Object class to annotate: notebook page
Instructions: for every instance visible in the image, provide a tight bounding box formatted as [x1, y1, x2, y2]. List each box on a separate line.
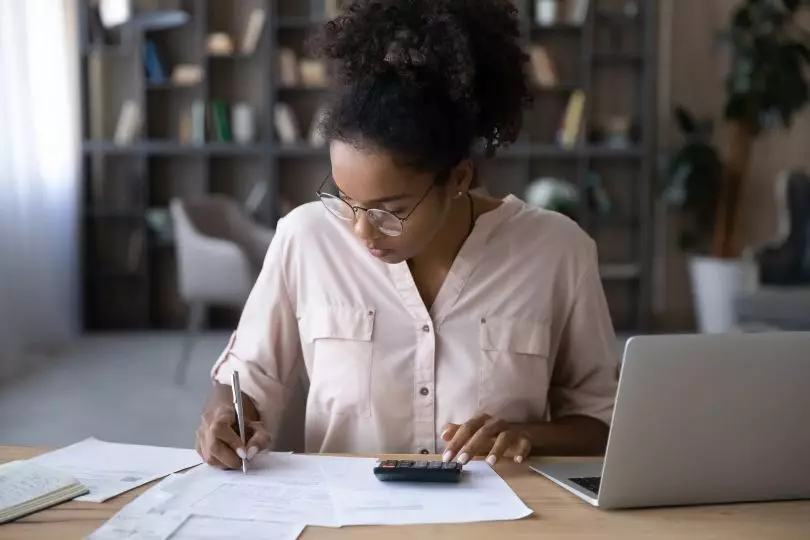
[0, 461, 82, 512]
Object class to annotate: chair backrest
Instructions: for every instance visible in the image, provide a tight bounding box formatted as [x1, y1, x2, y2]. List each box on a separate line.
[170, 197, 253, 305]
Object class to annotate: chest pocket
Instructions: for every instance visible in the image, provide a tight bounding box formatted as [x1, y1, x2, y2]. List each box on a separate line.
[478, 317, 551, 422]
[301, 306, 375, 417]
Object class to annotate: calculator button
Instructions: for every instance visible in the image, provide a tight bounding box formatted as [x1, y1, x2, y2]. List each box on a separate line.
[414, 461, 429, 469]
[380, 460, 398, 466]
[398, 461, 414, 468]
[442, 461, 459, 469]
[428, 461, 443, 469]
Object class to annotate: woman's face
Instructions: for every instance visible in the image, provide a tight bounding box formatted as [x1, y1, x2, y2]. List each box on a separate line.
[328, 140, 467, 264]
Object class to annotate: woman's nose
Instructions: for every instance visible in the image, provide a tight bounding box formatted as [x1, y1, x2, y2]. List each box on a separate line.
[353, 211, 379, 241]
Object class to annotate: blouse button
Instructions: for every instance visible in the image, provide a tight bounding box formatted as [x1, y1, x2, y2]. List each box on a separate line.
[422, 324, 430, 332]
[420, 448, 430, 455]
[419, 387, 430, 396]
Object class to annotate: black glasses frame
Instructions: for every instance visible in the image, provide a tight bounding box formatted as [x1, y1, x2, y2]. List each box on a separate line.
[315, 173, 438, 237]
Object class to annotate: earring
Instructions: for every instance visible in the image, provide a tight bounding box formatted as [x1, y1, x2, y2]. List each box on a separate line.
[455, 191, 463, 199]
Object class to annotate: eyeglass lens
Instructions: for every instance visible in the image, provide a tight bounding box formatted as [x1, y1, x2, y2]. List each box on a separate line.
[319, 193, 404, 236]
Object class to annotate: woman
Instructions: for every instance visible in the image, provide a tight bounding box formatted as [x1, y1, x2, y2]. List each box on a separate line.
[196, 0, 619, 469]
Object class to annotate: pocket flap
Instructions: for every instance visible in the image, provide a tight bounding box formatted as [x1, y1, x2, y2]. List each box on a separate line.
[479, 317, 548, 356]
[302, 306, 375, 343]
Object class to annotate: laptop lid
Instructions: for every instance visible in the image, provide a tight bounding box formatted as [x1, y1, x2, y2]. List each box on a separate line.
[597, 332, 810, 510]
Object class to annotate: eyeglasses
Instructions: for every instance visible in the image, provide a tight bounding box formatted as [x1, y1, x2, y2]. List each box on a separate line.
[315, 174, 436, 237]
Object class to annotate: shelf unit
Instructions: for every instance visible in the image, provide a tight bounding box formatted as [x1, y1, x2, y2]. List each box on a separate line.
[78, 0, 656, 333]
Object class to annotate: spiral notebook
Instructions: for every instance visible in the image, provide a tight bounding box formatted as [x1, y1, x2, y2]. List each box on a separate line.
[0, 460, 88, 524]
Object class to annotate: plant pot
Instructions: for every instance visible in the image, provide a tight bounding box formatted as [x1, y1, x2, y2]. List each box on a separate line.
[688, 256, 759, 334]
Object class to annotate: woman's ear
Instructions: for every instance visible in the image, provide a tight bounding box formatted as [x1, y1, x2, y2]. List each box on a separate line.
[449, 160, 474, 196]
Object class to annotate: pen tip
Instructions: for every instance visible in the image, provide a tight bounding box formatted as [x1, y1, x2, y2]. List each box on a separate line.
[242, 462, 247, 474]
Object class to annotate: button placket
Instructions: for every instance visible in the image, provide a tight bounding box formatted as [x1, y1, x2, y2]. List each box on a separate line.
[413, 320, 436, 454]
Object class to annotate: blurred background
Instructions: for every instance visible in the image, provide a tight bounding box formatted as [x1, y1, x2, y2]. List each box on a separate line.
[1, 0, 809, 449]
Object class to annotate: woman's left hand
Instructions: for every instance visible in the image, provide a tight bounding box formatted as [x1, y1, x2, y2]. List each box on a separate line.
[441, 413, 532, 466]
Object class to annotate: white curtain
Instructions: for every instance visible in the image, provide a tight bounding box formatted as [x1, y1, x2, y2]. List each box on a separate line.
[0, 0, 81, 378]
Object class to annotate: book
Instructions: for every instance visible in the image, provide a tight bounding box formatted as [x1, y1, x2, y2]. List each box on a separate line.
[274, 103, 301, 144]
[191, 99, 206, 145]
[211, 100, 232, 142]
[241, 8, 266, 54]
[0, 460, 88, 524]
[559, 90, 586, 149]
[279, 48, 299, 87]
[143, 39, 168, 85]
[113, 100, 141, 145]
[529, 46, 558, 88]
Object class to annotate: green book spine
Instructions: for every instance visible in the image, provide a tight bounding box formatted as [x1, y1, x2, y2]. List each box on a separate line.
[212, 100, 232, 142]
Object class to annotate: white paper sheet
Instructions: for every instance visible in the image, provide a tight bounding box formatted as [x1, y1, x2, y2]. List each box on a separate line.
[150, 453, 531, 528]
[153, 453, 339, 528]
[87, 475, 189, 540]
[31, 437, 202, 502]
[320, 457, 534, 526]
[169, 516, 306, 540]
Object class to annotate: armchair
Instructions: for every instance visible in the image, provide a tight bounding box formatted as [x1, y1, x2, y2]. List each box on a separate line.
[169, 195, 274, 384]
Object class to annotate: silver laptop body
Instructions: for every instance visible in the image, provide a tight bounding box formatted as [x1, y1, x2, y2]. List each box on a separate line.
[532, 332, 810, 509]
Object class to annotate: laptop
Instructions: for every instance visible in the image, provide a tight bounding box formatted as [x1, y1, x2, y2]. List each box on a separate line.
[532, 332, 810, 509]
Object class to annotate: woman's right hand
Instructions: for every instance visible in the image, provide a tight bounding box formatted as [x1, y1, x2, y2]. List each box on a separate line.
[195, 386, 271, 470]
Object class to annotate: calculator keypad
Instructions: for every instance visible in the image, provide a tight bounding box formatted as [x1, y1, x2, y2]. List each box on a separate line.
[374, 459, 462, 482]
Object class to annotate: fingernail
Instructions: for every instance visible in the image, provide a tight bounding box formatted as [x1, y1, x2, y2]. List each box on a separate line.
[247, 447, 258, 460]
[442, 451, 453, 463]
[458, 453, 470, 465]
[236, 448, 247, 459]
[440, 428, 450, 440]
[514, 455, 524, 464]
[486, 455, 497, 467]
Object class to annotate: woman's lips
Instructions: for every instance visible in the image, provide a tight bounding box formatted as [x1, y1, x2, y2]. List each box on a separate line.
[368, 247, 391, 258]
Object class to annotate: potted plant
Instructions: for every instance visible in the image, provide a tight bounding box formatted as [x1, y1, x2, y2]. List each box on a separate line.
[665, 0, 810, 333]
[712, 0, 810, 260]
[663, 107, 756, 333]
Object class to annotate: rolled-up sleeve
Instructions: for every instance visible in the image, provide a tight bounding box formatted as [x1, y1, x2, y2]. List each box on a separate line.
[211, 216, 303, 441]
[548, 241, 620, 427]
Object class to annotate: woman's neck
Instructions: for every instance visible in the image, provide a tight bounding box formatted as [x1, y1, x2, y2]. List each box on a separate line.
[409, 194, 473, 272]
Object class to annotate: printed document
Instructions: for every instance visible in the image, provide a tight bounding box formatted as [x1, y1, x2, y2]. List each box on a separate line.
[151, 453, 531, 527]
[31, 437, 202, 502]
[320, 456, 534, 525]
[89, 473, 306, 540]
[154, 453, 339, 527]
[169, 516, 305, 540]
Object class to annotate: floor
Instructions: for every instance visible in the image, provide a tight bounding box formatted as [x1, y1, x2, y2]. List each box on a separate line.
[0, 333, 231, 449]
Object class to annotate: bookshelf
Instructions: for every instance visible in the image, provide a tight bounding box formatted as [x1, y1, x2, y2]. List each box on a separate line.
[78, 0, 656, 333]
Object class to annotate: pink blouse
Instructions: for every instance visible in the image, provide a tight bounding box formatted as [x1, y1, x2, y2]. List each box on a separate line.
[212, 195, 619, 454]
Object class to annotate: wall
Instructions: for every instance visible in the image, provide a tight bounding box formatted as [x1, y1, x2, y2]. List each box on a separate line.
[655, 0, 810, 330]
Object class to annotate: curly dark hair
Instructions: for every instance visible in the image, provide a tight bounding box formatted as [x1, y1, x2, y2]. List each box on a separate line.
[310, 0, 532, 177]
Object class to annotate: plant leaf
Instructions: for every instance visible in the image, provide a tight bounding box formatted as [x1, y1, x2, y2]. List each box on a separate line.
[674, 106, 696, 134]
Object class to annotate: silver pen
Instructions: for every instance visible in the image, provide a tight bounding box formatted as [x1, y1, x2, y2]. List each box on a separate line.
[231, 371, 248, 474]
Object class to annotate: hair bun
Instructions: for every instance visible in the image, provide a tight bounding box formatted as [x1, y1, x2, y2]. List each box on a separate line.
[312, 0, 531, 159]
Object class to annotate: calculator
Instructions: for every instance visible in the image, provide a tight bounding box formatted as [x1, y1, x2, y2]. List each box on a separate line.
[373, 460, 463, 483]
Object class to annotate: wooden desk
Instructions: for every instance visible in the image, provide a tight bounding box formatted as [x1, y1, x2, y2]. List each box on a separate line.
[1, 446, 808, 539]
